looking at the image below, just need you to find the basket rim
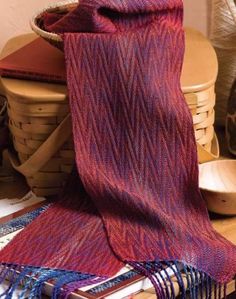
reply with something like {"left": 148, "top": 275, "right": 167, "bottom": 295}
{"left": 30, "top": 0, "right": 78, "bottom": 43}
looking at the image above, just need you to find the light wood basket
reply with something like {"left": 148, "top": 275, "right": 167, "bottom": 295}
{"left": 7, "top": 94, "right": 74, "bottom": 197}
{"left": 30, "top": 0, "right": 78, "bottom": 49}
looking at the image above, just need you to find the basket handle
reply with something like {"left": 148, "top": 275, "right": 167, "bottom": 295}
{"left": 8, "top": 114, "right": 72, "bottom": 177}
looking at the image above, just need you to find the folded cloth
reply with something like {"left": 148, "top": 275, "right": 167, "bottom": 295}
{"left": 0, "top": 38, "right": 66, "bottom": 84}
{"left": 0, "top": 0, "right": 235, "bottom": 298}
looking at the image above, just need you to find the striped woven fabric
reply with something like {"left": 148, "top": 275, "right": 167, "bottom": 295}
{"left": 0, "top": 0, "right": 235, "bottom": 298}
{"left": 0, "top": 205, "right": 49, "bottom": 238}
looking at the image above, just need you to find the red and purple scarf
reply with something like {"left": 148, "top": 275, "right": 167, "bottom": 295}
{"left": 0, "top": 0, "right": 235, "bottom": 298}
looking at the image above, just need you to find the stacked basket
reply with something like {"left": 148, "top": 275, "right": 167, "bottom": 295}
{"left": 185, "top": 86, "right": 217, "bottom": 155}
{"left": 6, "top": 90, "right": 74, "bottom": 196}
{"left": 0, "top": 2, "right": 219, "bottom": 197}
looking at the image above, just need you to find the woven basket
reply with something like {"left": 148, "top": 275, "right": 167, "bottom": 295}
{"left": 30, "top": 0, "right": 78, "bottom": 49}
{"left": 185, "top": 86, "right": 217, "bottom": 153}
{"left": 7, "top": 93, "right": 74, "bottom": 197}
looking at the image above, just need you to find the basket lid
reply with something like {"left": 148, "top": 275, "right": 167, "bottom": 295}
{"left": 181, "top": 28, "right": 218, "bottom": 93}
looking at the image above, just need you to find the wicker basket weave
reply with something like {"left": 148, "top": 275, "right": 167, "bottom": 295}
{"left": 7, "top": 91, "right": 74, "bottom": 196}
{"left": 30, "top": 0, "right": 78, "bottom": 49}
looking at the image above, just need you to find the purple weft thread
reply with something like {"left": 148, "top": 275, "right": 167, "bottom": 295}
{"left": 209, "top": 275, "right": 213, "bottom": 299}
{"left": 128, "top": 261, "right": 230, "bottom": 299}
{"left": 62, "top": 276, "right": 108, "bottom": 299}
{"left": 194, "top": 268, "right": 201, "bottom": 299}
{"left": 5, "top": 267, "right": 32, "bottom": 299}
{"left": 128, "top": 262, "right": 163, "bottom": 298}
{"left": 223, "top": 283, "right": 227, "bottom": 299}
{"left": 29, "top": 269, "right": 65, "bottom": 298}
{"left": 159, "top": 262, "right": 176, "bottom": 299}
{"left": 18, "top": 269, "right": 42, "bottom": 299}
{"left": 51, "top": 273, "right": 100, "bottom": 299}
{"left": 213, "top": 280, "right": 217, "bottom": 299}
{"left": 167, "top": 262, "right": 186, "bottom": 299}
{"left": 148, "top": 263, "right": 165, "bottom": 299}
{"left": 52, "top": 274, "right": 83, "bottom": 299}
{"left": 0, "top": 265, "right": 20, "bottom": 298}
{"left": 154, "top": 262, "right": 171, "bottom": 299}
{"left": 206, "top": 272, "right": 210, "bottom": 299}
{"left": 218, "top": 282, "right": 222, "bottom": 299}
{"left": 189, "top": 266, "right": 195, "bottom": 298}
{"left": 0, "top": 268, "right": 11, "bottom": 286}
{"left": 200, "top": 272, "right": 205, "bottom": 299}
{"left": 183, "top": 264, "right": 191, "bottom": 298}
{"left": 153, "top": 263, "right": 171, "bottom": 299}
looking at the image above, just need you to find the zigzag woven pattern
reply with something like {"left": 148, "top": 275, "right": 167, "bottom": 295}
{"left": 0, "top": 0, "right": 235, "bottom": 298}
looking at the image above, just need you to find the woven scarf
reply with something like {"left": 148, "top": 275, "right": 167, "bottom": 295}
{"left": 0, "top": 0, "right": 236, "bottom": 298}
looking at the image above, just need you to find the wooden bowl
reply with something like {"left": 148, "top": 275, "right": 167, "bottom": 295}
{"left": 199, "top": 160, "right": 236, "bottom": 215}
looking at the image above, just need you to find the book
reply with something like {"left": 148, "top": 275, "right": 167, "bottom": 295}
{"left": 0, "top": 38, "right": 66, "bottom": 84}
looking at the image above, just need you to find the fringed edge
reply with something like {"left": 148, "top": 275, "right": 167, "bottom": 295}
{"left": 0, "top": 263, "right": 107, "bottom": 299}
{"left": 128, "top": 260, "right": 234, "bottom": 299}
{"left": 0, "top": 261, "right": 234, "bottom": 298}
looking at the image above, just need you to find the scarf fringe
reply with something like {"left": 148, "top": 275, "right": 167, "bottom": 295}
{"left": 0, "top": 263, "right": 106, "bottom": 299}
{"left": 0, "top": 261, "right": 233, "bottom": 298}
{"left": 128, "top": 261, "right": 231, "bottom": 299}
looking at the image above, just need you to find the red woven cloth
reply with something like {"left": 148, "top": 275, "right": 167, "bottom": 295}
{"left": 0, "top": 0, "right": 235, "bottom": 297}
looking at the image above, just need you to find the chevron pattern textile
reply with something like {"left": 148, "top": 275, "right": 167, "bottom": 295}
{"left": 0, "top": 0, "right": 235, "bottom": 298}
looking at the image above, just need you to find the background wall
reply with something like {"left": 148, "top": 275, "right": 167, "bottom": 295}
{"left": 183, "top": 0, "right": 211, "bottom": 36}
{"left": 0, "top": 0, "right": 58, "bottom": 51}
{"left": 0, "top": 0, "right": 209, "bottom": 51}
